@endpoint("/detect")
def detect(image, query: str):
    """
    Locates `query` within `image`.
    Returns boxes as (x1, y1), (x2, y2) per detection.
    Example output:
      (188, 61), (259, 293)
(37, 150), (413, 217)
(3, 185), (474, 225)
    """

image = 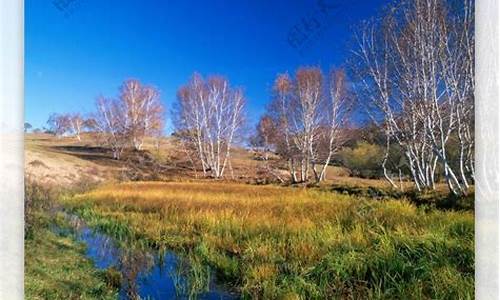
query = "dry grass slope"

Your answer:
(25, 133), (358, 185)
